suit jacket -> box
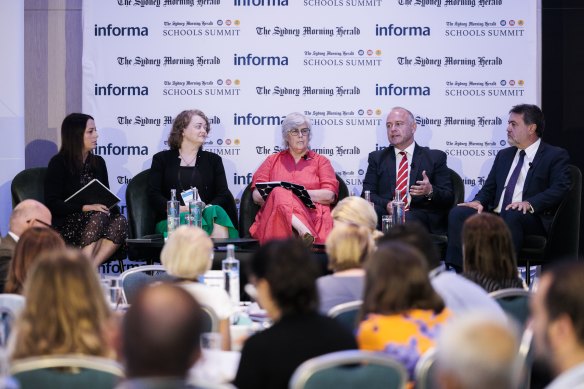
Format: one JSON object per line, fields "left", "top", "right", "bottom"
{"left": 44, "top": 153, "right": 120, "bottom": 227}
{"left": 147, "top": 149, "right": 237, "bottom": 226}
{"left": 362, "top": 143, "right": 454, "bottom": 230}
{"left": 473, "top": 141, "right": 571, "bottom": 232}
{"left": 0, "top": 234, "right": 17, "bottom": 292}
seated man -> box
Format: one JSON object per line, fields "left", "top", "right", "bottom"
{"left": 362, "top": 106, "right": 454, "bottom": 233}
{"left": 117, "top": 284, "right": 204, "bottom": 389}
{"left": 445, "top": 104, "right": 571, "bottom": 271}
{"left": 0, "top": 199, "right": 52, "bottom": 290}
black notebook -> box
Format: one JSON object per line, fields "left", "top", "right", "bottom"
{"left": 256, "top": 181, "right": 316, "bottom": 209}
{"left": 64, "top": 179, "right": 120, "bottom": 209}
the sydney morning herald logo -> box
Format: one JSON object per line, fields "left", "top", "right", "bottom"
{"left": 163, "top": 79, "right": 241, "bottom": 96}
{"left": 163, "top": 19, "right": 240, "bottom": 37}
{"left": 397, "top": 55, "right": 502, "bottom": 68}
{"left": 256, "top": 25, "right": 360, "bottom": 37}
{"left": 256, "top": 85, "right": 360, "bottom": 97}
{"left": 397, "top": 0, "right": 502, "bottom": 7}
{"left": 116, "top": 0, "right": 220, "bottom": 7}
{"left": 304, "top": 49, "right": 383, "bottom": 67}
{"left": 445, "top": 79, "right": 525, "bottom": 97}
{"left": 414, "top": 114, "right": 503, "bottom": 128}
{"left": 445, "top": 19, "right": 526, "bottom": 37}
{"left": 117, "top": 55, "right": 220, "bottom": 67}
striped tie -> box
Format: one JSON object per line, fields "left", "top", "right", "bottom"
{"left": 396, "top": 151, "right": 409, "bottom": 210}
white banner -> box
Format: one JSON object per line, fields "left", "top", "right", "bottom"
{"left": 82, "top": 0, "right": 539, "bottom": 218}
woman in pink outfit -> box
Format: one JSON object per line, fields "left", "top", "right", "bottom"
{"left": 250, "top": 112, "right": 338, "bottom": 245}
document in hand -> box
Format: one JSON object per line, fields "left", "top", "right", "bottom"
{"left": 64, "top": 179, "right": 120, "bottom": 209}
{"left": 255, "top": 181, "right": 316, "bottom": 209}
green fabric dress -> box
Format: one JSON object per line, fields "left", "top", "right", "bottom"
{"left": 155, "top": 204, "right": 239, "bottom": 238}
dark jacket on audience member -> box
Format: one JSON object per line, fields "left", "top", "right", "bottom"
{"left": 234, "top": 312, "right": 357, "bottom": 389}
{"left": 0, "top": 235, "right": 17, "bottom": 292}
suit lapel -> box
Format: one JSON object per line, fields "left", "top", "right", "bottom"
{"left": 381, "top": 146, "right": 397, "bottom": 194}
{"left": 410, "top": 143, "right": 422, "bottom": 186}
{"left": 523, "top": 141, "right": 545, "bottom": 192}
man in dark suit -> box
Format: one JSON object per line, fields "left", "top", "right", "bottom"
{"left": 362, "top": 106, "right": 454, "bottom": 233}
{"left": 0, "top": 199, "right": 52, "bottom": 290}
{"left": 445, "top": 104, "right": 571, "bottom": 271}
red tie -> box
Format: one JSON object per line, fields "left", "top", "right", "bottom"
{"left": 396, "top": 151, "right": 409, "bottom": 210}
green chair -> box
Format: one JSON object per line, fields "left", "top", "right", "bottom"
{"left": 10, "top": 167, "right": 48, "bottom": 208}
{"left": 489, "top": 288, "right": 531, "bottom": 328}
{"left": 327, "top": 300, "right": 362, "bottom": 334}
{"left": 10, "top": 354, "right": 123, "bottom": 389}
{"left": 289, "top": 350, "right": 408, "bottom": 389}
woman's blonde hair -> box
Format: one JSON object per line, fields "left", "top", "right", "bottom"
{"left": 160, "top": 225, "right": 214, "bottom": 279}
{"left": 325, "top": 223, "right": 375, "bottom": 272}
{"left": 332, "top": 196, "right": 382, "bottom": 238}
{"left": 12, "top": 248, "right": 112, "bottom": 359}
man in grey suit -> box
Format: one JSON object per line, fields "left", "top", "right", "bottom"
{"left": 362, "top": 106, "right": 454, "bottom": 233}
{"left": 0, "top": 199, "right": 52, "bottom": 290}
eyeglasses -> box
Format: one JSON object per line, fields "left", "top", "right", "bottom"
{"left": 288, "top": 128, "right": 310, "bottom": 137}
{"left": 26, "top": 218, "right": 54, "bottom": 229}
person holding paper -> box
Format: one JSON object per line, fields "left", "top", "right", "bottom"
{"left": 250, "top": 112, "right": 338, "bottom": 245}
{"left": 44, "top": 113, "right": 127, "bottom": 266}
{"left": 147, "top": 109, "right": 238, "bottom": 238}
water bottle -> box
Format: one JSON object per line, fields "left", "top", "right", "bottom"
{"left": 392, "top": 189, "right": 406, "bottom": 225}
{"left": 364, "top": 190, "right": 373, "bottom": 207}
{"left": 189, "top": 187, "right": 204, "bottom": 228}
{"left": 167, "top": 189, "right": 180, "bottom": 235}
{"left": 222, "top": 244, "right": 240, "bottom": 306}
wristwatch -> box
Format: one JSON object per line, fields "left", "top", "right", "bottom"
{"left": 426, "top": 189, "right": 434, "bottom": 200}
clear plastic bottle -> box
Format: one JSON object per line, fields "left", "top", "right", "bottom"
{"left": 222, "top": 244, "right": 240, "bottom": 306}
{"left": 364, "top": 190, "right": 373, "bottom": 207}
{"left": 189, "top": 187, "right": 204, "bottom": 228}
{"left": 392, "top": 188, "right": 406, "bottom": 225}
{"left": 167, "top": 189, "right": 180, "bottom": 235}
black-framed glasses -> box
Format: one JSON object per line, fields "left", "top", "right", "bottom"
{"left": 288, "top": 128, "right": 310, "bottom": 137}
{"left": 26, "top": 219, "right": 53, "bottom": 229}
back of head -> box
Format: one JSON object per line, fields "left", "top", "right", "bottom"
{"left": 544, "top": 261, "right": 584, "bottom": 348}
{"left": 160, "top": 225, "right": 214, "bottom": 279}
{"left": 332, "top": 196, "right": 378, "bottom": 232}
{"left": 462, "top": 213, "right": 517, "bottom": 280}
{"left": 362, "top": 241, "right": 444, "bottom": 317}
{"left": 123, "top": 284, "right": 203, "bottom": 378}
{"left": 9, "top": 199, "right": 52, "bottom": 236}
{"left": 377, "top": 222, "right": 440, "bottom": 269}
{"left": 5, "top": 227, "right": 65, "bottom": 294}
{"left": 438, "top": 313, "right": 519, "bottom": 389}
{"left": 13, "top": 248, "right": 111, "bottom": 359}
{"left": 249, "top": 239, "right": 319, "bottom": 316}
{"left": 325, "top": 223, "right": 374, "bottom": 272}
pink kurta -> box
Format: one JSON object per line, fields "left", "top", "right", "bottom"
{"left": 249, "top": 150, "right": 339, "bottom": 244}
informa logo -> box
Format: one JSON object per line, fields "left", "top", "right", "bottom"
{"left": 255, "top": 85, "right": 360, "bottom": 97}
{"left": 396, "top": 0, "right": 503, "bottom": 8}
{"left": 94, "top": 143, "right": 149, "bottom": 156}
{"left": 94, "top": 84, "right": 149, "bottom": 96}
{"left": 162, "top": 79, "right": 241, "bottom": 96}
{"left": 304, "top": 109, "right": 383, "bottom": 126}
{"left": 444, "top": 80, "right": 525, "bottom": 97}
{"left": 163, "top": 20, "right": 240, "bottom": 37}
{"left": 375, "top": 24, "right": 431, "bottom": 37}
{"left": 303, "top": 49, "right": 382, "bottom": 67}
{"left": 396, "top": 55, "right": 502, "bottom": 67}
{"left": 233, "top": 53, "right": 288, "bottom": 66}
{"left": 255, "top": 25, "right": 360, "bottom": 37}
{"left": 233, "top": 113, "right": 286, "bottom": 126}
{"left": 303, "top": 0, "right": 383, "bottom": 7}
{"left": 445, "top": 20, "right": 525, "bottom": 37}
{"left": 375, "top": 83, "right": 431, "bottom": 96}
{"left": 234, "top": 0, "right": 288, "bottom": 6}
{"left": 94, "top": 24, "right": 149, "bottom": 37}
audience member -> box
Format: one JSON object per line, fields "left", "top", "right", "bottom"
{"left": 446, "top": 104, "right": 571, "bottom": 271}
{"left": 0, "top": 199, "right": 52, "bottom": 291}
{"left": 44, "top": 113, "right": 127, "bottom": 266}
{"left": 530, "top": 262, "right": 584, "bottom": 389}
{"left": 4, "top": 227, "right": 65, "bottom": 294}
{"left": 234, "top": 239, "right": 357, "bottom": 389}
{"left": 331, "top": 196, "right": 383, "bottom": 239}
{"left": 117, "top": 284, "right": 204, "bottom": 389}
{"left": 379, "top": 222, "right": 505, "bottom": 318}
{"left": 437, "top": 313, "right": 519, "bottom": 389}
{"left": 249, "top": 112, "right": 338, "bottom": 245}
{"left": 357, "top": 242, "right": 452, "bottom": 380}
{"left": 160, "top": 225, "right": 233, "bottom": 350}
{"left": 462, "top": 213, "right": 526, "bottom": 292}
{"left": 318, "top": 223, "right": 374, "bottom": 314}
{"left": 11, "top": 248, "right": 115, "bottom": 360}
{"left": 362, "top": 106, "right": 453, "bottom": 232}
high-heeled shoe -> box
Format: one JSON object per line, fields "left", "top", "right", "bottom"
{"left": 301, "top": 232, "right": 314, "bottom": 247}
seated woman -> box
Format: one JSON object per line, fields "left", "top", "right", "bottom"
{"left": 11, "top": 248, "right": 116, "bottom": 360}
{"left": 234, "top": 239, "right": 357, "bottom": 389}
{"left": 250, "top": 112, "right": 338, "bottom": 244}
{"left": 44, "top": 113, "right": 128, "bottom": 266}
{"left": 318, "top": 223, "right": 374, "bottom": 314}
{"left": 160, "top": 225, "right": 233, "bottom": 351}
{"left": 4, "top": 227, "right": 65, "bottom": 294}
{"left": 148, "top": 109, "right": 238, "bottom": 238}
{"left": 357, "top": 241, "right": 452, "bottom": 381}
{"left": 462, "top": 213, "right": 526, "bottom": 292}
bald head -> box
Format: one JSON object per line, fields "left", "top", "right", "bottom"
{"left": 122, "top": 284, "right": 204, "bottom": 378}
{"left": 10, "top": 200, "right": 52, "bottom": 236}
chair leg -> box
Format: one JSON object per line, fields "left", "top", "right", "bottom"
{"left": 525, "top": 261, "right": 531, "bottom": 286}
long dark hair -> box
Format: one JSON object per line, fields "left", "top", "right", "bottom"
{"left": 59, "top": 113, "right": 97, "bottom": 174}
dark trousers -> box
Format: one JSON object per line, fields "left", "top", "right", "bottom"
{"left": 445, "top": 206, "right": 546, "bottom": 270}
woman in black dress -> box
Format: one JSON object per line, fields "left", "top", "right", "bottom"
{"left": 44, "top": 113, "right": 127, "bottom": 266}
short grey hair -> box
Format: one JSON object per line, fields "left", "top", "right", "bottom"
{"left": 389, "top": 106, "right": 416, "bottom": 125}
{"left": 281, "top": 112, "right": 312, "bottom": 148}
